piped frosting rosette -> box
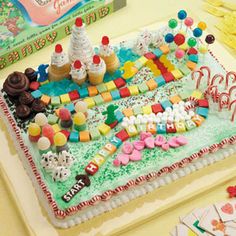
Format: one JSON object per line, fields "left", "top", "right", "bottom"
{"left": 88, "top": 55, "right": 106, "bottom": 85}
{"left": 70, "top": 60, "right": 87, "bottom": 85}
{"left": 99, "top": 36, "right": 120, "bottom": 74}
{"left": 3, "top": 71, "right": 29, "bottom": 97}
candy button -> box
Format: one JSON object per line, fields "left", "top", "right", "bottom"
{"left": 176, "top": 136, "right": 188, "bottom": 145}
{"left": 129, "top": 149, "right": 142, "bottom": 161}
{"left": 122, "top": 142, "right": 134, "bottom": 154}
{"left": 155, "top": 135, "right": 166, "bottom": 146}
{"left": 133, "top": 140, "right": 145, "bottom": 151}
{"left": 35, "top": 113, "right": 48, "bottom": 126}
{"left": 116, "top": 153, "right": 129, "bottom": 165}
{"left": 28, "top": 123, "right": 41, "bottom": 136}
{"left": 144, "top": 137, "right": 155, "bottom": 149}
{"left": 54, "top": 132, "right": 67, "bottom": 147}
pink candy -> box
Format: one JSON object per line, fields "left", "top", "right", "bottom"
{"left": 122, "top": 142, "right": 134, "bottom": 154}
{"left": 133, "top": 140, "right": 145, "bottom": 151}
{"left": 144, "top": 137, "right": 155, "bottom": 149}
{"left": 155, "top": 135, "right": 167, "bottom": 146}
{"left": 176, "top": 135, "right": 188, "bottom": 145}
{"left": 129, "top": 149, "right": 142, "bottom": 161}
{"left": 140, "top": 131, "right": 152, "bottom": 141}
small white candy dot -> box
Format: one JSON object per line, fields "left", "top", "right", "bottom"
{"left": 130, "top": 116, "right": 136, "bottom": 121}
{"left": 123, "top": 117, "right": 129, "bottom": 123}
{"left": 148, "top": 117, "right": 153, "bottom": 123}
{"left": 135, "top": 118, "right": 141, "bottom": 125}
{"left": 121, "top": 121, "right": 128, "bottom": 127}
{"left": 141, "top": 118, "right": 147, "bottom": 124}
{"left": 179, "top": 101, "right": 185, "bottom": 106}
{"left": 165, "top": 107, "right": 172, "bottom": 113}
{"left": 175, "top": 117, "right": 180, "bottom": 122}
{"left": 128, "top": 119, "right": 134, "bottom": 125}
{"left": 137, "top": 114, "right": 143, "bottom": 120}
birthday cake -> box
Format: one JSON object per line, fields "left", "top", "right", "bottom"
{"left": 1, "top": 10, "right": 236, "bottom": 228}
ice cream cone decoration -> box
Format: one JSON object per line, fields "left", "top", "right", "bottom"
{"left": 70, "top": 60, "right": 87, "bottom": 85}
{"left": 68, "top": 17, "right": 94, "bottom": 65}
{"left": 48, "top": 44, "right": 71, "bottom": 82}
{"left": 88, "top": 55, "right": 106, "bottom": 85}
{"left": 99, "top": 36, "right": 120, "bottom": 74}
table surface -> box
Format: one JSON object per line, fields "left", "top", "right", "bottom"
{"left": 1, "top": 0, "right": 236, "bottom": 235}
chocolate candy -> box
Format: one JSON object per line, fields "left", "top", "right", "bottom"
{"left": 15, "top": 104, "right": 31, "bottom": 119}
{"left": 24, "top": 68, "right": 37, "bottom": 81}
{"left": 19, "top": 91, "right": 34, "bottom": 105}
{"left": 205, "top": 34, "right": 215, "bottom": 45}
{"left": 32, "top": 99, "right": 46, "bottom": 113}
{"left": 3, "top": 72, "right": 29, "bottom": 97}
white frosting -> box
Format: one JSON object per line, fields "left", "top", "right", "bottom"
{"left": 69, "top": 24, "right": 94, "bottom": 65}
{"left": 58, "top": 150, "right": 75, "bottom": 168}
{"left": 52, "top": 166, "right": 71, "bottom": 182}
{"left": 99, "top": 44, "right": 113, "bottom": 57}
{"left": 88, "top": 58, "right": 106, "bottom": 74}
{"left": 41, "top": 151, "right": 58, "bottom": 173}
{"left": 70, "top": 62, "right": 87, "bottom": 82}
{"left": 51, "top": 51, "right": 69, "bottom": 67}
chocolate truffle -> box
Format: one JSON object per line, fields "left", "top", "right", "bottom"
{"left": 25, "top": 68, "right": 37, "bottom": 82}
{"left": 3, "top": 72, "right": 29, "bottom": 97}
{"left": 32, "top": 99, "right": 46, "bottom": 113}
{"left": 15, "top": 104, "right": 31, "bottom": 119}
{"left": 19, "top": 91, "right": 34, "bottom": 105}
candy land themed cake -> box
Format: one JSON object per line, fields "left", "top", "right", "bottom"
{"left": 1, "top": 10, "right": 236, "bottom": 228}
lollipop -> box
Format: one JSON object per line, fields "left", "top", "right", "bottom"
{"left": 184, "top": 17, "right": 194, "bottom": 32}
{"left": 178, "top": 10, "right": 187, "bottom": 29}
{"left": 175, "top": 48, "right": 185, "bottom": 65}
{"left": 168, "top": 19, "right": 178, "bottom": 32}
{"left": 187, "top": 37, "right": 197, "bottom": 48}
{"left": 165, "top": 33, "right": 174, "bottom": 44}
{"left": 174, "top": 33, "right": 185, "bottom": 46}
{"left": 198, "top": 22, "right": 207, "bottom": 31}
{"left": 205, "top": 34, "right": 215, "bottom": 45}
{"left": 193, "top": 28, "right": 203, "bottom": 38}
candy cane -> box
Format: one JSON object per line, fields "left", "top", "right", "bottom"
{"left": 192, "top": 70, "right": 203, "bottom": 89}
{"left": 208, "top": 85, "right": 219, "bottom": 102}
{"left": 200, "top": 66, "right": 211, "bottom": 86}
{"left": 229, "top": 85, "right": 236, "bottom": 101}
{"left": 229, "top": 100, "right": 236, "bottom": 122}
{"left": 226, "top": 72, "right": 236, "bottom": 89}
{"left": 210, "top": 74, "right": 224, "bottom": 86}
{"left": 218, "top": 92, "right": 230, "bottom": 112}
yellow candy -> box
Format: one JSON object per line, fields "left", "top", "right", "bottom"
{"left": 199, "top": 44, "right": 208, "bottom": 54}
{"left": 198, "top": 21, "right": 207, "bottom": 31}
{"left": 73, "top": 112, "right": 86, "bottom": 125}
{"left": 28, "top": 123, "right": 41, "bottom": 136}
{"left": 54, "top": 132, "right": 67, "bottom": 146}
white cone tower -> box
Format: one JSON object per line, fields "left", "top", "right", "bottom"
{"left": 68, "top": 17, "right": 94, "bottom": 65}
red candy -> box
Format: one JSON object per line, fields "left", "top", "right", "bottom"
{"left": 93, "top": 55, "right": 101, "bottom": 64}
{"left": 102, "top": 36, "right": 109, "bottom": 45}
{"left": 198, "top": 99, "right": 209, "bottom": 108}
{"left": 85, "top": 162, "right": 99, "bottom": 175}
{"left": 115, "top": 129, "right": 129, "bottom": 142}
{"left": 59, "top": 108, "right": 71, "bottom": 121}
{"left": 188, "top": 47, "right": 198, "bottom": 55}
{"left": 163, "top": 72, "right": 175, "bottom": 83}
{"left": 144, "top": 52, "right": 156, "bottom": 60}
{"left": 55, "top": 44, "right": 63, "bottom": 53}
{"left": 30, "top": 81, "right": 40, "bottom": 91}
{"left": 151, "top": 104, "right": 163, "bottom": 114}
{"left": 68, "top": 90, "right": 80, "bottom": 101}
{"left": 119, "top": 87, "right": 131, "bottom": 98}
{"left": 114, "top": 77, "right": 126, "bottom": 88}
{"left": 174, "top": 33, "right": 185, "bottom": 46}
{"left": 227, "top": 186, "right": 236, "bottom": 198}
{"left": 60, "top": 130, "right": 70, "bottom": 140}
{"left": 75, "top": 17, "right": 83, "bottom": 27}
{"left": 74, "top": 60, "right": 82, "bottom": 69}
{"left": 42, "top": 124, "right": 54, "bottom": 144}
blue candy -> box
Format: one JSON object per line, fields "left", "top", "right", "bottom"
{"left": 165, "top": 33, "right": 174, "bottom": 43}
{"left": 193, "top": 28, "right": 203, "bottom": 38}
{"left": 178, "top": 10, "right": 187, "bottom": 20}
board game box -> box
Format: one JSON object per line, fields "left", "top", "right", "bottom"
{"left": 0, "top": 0, "right": 127, "bottom": 70}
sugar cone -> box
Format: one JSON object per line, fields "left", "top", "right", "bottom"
{"left": 101, "top": 52, "right": 120, "bottom": 74}
{"left": 72, "top": 75, "right": 87, "bottom": 85}
{"left": 48, "top": 64, "right": 71, "bottom": 81}
{"left": 88, "top": 71, "right": 105, "bottom": 85}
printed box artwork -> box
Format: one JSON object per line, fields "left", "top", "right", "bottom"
{"left": 0, "top": 0, "right": 126, "bottom": 70}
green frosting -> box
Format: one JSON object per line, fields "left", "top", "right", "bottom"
{"left": 23, "top": 51, "right": 236, "bottom": 211}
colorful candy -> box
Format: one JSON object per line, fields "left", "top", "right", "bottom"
{"left": 205, "top": 34, "right": 215, "bottom": 45}
{"left": 165, "top": 33, "right": 174, "bottom": 43}
{"left": 175, "top": 48, "right": 185, "bottom": 59}
{"left": 184, "top": 17, "right": 194, "bottom": 28}
{"left": 73, "top": 112, "right": 87, "bottom": 131}
{"left": 42, "top": 124, "right": 55, "bottom": 144}
{"left": 75, "top": 101, "right": 88, "bottom": 117}
{"left": 193, "top": 28, "right": 203, "bottom": 38}
{"left": 174, "top": 34, "right": 185, "bottom": 46}
{"left": 198, "top": 21, "right": 207, "bottom": 31}
{"left": 178, "top": 10, "right": 187, "bottom": 20}
{"left": 37, "top": 137, "right": 51, "bottom": 154}
{"left": 187, "top": 37, "right": 197, "bottom": 48}
{"left": 35, "top": 113, "right": 48, "bottom": 127}
{"left": 28, "top": 123, "right": 41, "bottom": 142}
{"left": 54, "top": 132, "right": 68, "bottom": 152}
{"left": 168, "top": 18, "right": 178, "bottom": 29}
{"left": 59, "top": 108, "right": 73, "bottom": 128}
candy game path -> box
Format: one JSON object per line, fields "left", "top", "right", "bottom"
{"left": 0, "top": 1, "right": 236, "bottom": 236}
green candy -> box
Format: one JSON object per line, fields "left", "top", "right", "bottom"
{"left": 168, "top": 19, "right": 178, "bottom": 29}
{"left": 187, "top": 37, "right": 197, "bottom": 47}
